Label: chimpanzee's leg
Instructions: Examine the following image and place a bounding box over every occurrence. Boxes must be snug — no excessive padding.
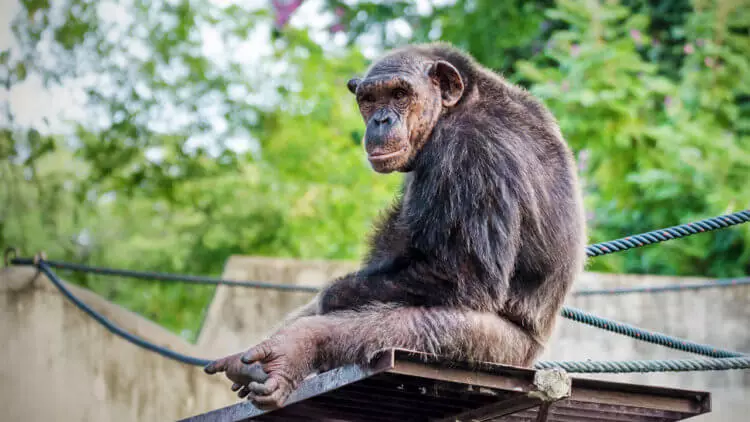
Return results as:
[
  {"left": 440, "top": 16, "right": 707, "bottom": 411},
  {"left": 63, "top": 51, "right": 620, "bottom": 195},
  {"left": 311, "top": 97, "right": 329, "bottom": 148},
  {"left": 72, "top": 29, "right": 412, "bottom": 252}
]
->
[{"left": 205, "top": 305, "right": 543, "bottom": 409}]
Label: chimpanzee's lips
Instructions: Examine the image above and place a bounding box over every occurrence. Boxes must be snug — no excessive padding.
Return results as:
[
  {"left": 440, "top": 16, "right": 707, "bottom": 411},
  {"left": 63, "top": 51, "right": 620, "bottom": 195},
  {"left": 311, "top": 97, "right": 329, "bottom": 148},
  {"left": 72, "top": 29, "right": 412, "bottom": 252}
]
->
[{"left": 368, "top": 147, "right": 407, "bottom": 161}]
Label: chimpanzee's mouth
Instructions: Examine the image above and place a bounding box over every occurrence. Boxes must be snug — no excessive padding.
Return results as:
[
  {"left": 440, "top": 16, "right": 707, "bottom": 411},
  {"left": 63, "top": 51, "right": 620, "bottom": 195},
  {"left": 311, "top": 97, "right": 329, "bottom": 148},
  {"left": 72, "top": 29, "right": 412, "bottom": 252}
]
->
[{"left": 368, "top": 146, "right": 408, "bottom": 161}]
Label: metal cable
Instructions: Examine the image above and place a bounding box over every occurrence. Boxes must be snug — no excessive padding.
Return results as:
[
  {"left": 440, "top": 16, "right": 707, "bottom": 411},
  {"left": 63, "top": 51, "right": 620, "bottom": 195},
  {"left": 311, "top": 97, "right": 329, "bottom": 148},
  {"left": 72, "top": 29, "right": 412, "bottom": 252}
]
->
[
  {"left": 35, "top": 261, "right": 212, "bottom": 367},
  {"left": 572, "top": 276, "right": 750, "bottom": 296},
  {"left": 559, "top": 307, "right": 744, "bottom": 358},
  {"left": 10, "top": 258, "right": 750, "bottom": 296},
  {"left": 535, "top": 357, "right": 750, "bottom": 373},
  {"left": 10, "top": 257, "right": 318, "bottom": 293},
  {"left": 585, "top": 209, "right": 750, "bottom": 257}
]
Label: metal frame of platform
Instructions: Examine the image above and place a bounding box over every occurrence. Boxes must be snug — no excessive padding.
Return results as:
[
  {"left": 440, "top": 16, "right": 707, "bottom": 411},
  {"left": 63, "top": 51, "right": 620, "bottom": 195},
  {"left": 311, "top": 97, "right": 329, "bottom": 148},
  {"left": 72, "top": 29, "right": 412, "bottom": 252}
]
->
[{"left": 181, "top": 348, "right": 711, "bottom": 422}]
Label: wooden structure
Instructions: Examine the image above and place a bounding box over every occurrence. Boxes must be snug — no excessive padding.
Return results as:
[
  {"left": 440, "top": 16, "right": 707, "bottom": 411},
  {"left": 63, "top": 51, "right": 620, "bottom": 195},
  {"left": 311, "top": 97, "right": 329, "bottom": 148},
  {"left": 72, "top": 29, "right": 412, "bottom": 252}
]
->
[{"left": 181, "top": 348, "right": 711, "bottom": 422}]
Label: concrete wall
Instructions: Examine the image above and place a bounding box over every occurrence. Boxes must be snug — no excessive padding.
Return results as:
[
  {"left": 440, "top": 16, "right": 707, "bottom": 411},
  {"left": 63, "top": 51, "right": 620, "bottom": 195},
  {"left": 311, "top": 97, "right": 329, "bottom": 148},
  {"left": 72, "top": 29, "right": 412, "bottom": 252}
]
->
[
  {"left": 200, "top": 256, "right": 750, "bottom": 421},
  {"left": 197, "top": 256, "right": 357, "bottom": 357},
  {"left": 545, "top": 271, "right": 750, "bottom": 422},
  {"left": 2, "top": 256, "right": 748, "bottom": 421},
  {"left": 0, "top": 266, "right": 238, "bottom": 422}
]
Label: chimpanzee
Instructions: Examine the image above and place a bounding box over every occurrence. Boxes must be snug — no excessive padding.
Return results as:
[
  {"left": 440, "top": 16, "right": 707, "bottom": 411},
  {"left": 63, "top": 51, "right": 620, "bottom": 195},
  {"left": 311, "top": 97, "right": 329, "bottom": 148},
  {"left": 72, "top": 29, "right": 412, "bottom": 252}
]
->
[{"left": 205, "top": 42, "right": 586, "bottom": 410}]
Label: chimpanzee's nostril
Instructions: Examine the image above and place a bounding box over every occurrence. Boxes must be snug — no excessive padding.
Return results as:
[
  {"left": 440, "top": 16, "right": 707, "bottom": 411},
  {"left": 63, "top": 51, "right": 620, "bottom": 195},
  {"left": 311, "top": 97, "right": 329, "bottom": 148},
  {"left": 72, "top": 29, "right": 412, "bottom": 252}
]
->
[{"left": 376, "top": 116, "right": 392, "bottom": 125}]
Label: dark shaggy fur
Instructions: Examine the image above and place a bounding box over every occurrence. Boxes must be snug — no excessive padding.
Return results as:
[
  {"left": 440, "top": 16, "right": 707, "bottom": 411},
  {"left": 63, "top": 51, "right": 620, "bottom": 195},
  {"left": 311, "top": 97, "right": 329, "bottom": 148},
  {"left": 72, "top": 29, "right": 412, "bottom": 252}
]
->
[{"left": 205, "top": 43, "right": 587, "bottom": 410}]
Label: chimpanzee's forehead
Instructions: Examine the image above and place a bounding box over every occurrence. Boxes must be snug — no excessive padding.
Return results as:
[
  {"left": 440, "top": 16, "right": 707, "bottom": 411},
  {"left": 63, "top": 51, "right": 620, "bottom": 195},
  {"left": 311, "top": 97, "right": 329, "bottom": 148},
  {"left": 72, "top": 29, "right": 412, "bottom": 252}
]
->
[{"left": 365, "top": 51, "right": 431, "bottom": 80}]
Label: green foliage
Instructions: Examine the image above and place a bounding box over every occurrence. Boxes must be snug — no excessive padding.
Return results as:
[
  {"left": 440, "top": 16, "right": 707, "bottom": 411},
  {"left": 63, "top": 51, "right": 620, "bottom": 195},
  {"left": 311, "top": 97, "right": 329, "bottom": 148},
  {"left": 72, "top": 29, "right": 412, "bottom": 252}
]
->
[
  {"left": 515, "top": 0, "right": 750, "bottom": 276},
  {"left": 325, "top": 0, "right": 553, "bottom": 75},
  {"left": 2, "top": 2, "right": 399, "bottom": 340},
  {"left": 2, "top": 0, "right": 749, "bottom": 341}
]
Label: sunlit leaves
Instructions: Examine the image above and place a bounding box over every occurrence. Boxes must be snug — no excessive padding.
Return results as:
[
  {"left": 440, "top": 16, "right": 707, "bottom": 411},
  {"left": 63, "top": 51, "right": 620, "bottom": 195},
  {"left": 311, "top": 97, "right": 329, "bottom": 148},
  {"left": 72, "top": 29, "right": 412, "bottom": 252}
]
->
[
  {"left": 2, "top": 0, "right": 749, "bottom": 339},
  {"left": 517, "top": 0, "right": 750, "bottom": 277}
]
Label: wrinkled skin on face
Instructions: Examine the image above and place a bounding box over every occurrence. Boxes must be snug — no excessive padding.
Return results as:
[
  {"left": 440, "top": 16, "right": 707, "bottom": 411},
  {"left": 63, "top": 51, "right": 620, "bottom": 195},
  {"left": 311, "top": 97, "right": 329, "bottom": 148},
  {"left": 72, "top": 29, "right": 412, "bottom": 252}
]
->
[{"left": 347, "top": 53, "right": 465, "bottom": 173}]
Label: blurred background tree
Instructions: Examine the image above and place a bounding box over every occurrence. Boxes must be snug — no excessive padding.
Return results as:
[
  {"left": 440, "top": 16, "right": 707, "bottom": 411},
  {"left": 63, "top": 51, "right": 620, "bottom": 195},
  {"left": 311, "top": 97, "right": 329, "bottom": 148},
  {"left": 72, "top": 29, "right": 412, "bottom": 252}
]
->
[{"left": 1, "top": 0, "right": 748, "bottom": 340}]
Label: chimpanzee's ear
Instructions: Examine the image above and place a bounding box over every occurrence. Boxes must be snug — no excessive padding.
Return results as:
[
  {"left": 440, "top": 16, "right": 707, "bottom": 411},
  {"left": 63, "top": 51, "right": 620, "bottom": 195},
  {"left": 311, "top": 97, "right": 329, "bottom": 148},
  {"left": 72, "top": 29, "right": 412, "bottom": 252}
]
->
[
  {"left": 428, "top": 60, "right": 464, "bottom": 107},
  {"left": 347, "top": 78, "right": 361, "bottom": 94}
]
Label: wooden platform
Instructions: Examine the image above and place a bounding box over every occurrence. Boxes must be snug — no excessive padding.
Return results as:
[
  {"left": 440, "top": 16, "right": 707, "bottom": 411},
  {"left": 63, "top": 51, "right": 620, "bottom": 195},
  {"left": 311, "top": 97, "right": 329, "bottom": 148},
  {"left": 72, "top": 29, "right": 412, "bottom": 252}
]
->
[{"left": 181, "top": 348, "right": 711, "bottom": 422}]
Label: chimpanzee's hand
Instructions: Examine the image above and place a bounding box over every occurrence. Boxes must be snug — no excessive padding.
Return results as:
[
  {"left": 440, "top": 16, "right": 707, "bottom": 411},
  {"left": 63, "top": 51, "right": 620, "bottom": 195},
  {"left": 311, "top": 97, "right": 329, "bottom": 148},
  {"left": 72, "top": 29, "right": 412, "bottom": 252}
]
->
[
  {"left": 204, "top": 352, "right": 269, "bottom": 396},
  {"left": 205, "top": 318, "right": 323, "bottom": 410}
]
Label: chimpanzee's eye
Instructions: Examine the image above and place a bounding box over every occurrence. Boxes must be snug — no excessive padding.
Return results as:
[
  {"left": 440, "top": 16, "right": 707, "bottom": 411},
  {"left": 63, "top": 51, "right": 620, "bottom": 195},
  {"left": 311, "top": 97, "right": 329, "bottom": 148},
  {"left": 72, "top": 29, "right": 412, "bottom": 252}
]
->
[{"left": 393, "top": 88, "right": 408, "bottom": 101}]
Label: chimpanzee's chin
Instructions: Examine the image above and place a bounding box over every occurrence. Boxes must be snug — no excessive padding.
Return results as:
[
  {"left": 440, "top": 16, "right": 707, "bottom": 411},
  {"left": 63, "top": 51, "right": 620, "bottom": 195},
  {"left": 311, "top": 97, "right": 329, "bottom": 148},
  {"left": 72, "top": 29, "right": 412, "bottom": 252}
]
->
[{"left": 371, "top": 165, "right": 395, "bottom": 174}]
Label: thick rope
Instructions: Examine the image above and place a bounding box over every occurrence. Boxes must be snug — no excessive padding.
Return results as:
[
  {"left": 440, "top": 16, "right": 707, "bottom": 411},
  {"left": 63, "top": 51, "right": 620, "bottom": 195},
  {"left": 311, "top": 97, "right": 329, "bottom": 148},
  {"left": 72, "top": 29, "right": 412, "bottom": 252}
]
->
[
  {"left": 559, "top": 307, "right": 744, "bottom": 358},
  {"left": 535, "top": 357, "right": 750, "bottom": 373},
  {"left": 585, "top": 209, "right": 750, "bottom": 257},
  {"left": 11, "top": 257, "right": 749, "bottom": 296},
  {"left": 35, "top": 261, "right": 212, "bottom": 367},
  {"left": 9, "top": 210, "right": 749, "bottom": 294},
  {"left": 573, "top": 276, "right": 750, "bottom": 296},
  {"left": 10, "top": 257, "right": 318, "bottom": 293}
]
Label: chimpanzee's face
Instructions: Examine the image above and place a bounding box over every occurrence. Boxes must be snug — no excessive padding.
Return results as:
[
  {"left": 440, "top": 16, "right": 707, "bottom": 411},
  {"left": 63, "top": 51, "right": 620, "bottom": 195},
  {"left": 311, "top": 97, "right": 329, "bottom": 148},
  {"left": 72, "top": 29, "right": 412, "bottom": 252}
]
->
[{"left": 347, "top": 52, "right": 464, "bottom": 173}]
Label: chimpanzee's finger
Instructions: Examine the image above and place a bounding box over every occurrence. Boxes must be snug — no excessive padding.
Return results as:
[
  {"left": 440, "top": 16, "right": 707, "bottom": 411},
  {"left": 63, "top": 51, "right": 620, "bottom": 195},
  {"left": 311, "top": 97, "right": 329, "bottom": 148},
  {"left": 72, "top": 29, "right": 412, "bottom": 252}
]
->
[
  {"left": 241, "top": 343, "right": 272, "bottom": 364},
  {"left": 238, "top": 362, "right": 269, "bottom": 383},
  {"left": 204, "top": 358, "right": 228, "bottom": 374},
  {"left": 250, "top": 387, "right": 289, "bottom": 410},
  {"left": 247, "top": 377, "right": 279, "bottom": 396},
  {"left": 237, "top": 385, "right": 251, "bottom": 399}
]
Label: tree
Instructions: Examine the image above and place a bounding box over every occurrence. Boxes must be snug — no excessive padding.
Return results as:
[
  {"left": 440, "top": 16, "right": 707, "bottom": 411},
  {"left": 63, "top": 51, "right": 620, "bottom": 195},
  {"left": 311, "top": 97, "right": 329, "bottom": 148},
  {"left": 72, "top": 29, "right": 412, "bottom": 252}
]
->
[
  {"left": 2, "top": 0, "right": 748, "bottom": 339},
  {"left": 1, "top": 1, "right": 399, "bottom": 338},
  {"left": 514, "top": 0, "right": 750, "bottom": 276}
]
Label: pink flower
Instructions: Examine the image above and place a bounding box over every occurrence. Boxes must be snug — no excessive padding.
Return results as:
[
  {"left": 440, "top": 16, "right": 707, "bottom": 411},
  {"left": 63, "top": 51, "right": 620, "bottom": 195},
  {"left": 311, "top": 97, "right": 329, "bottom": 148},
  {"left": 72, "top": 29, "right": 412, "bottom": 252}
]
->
[
  {"left": 571, "top": 44, "right": 580, "bottom": 57},
  {"left": 330, "top": 23, "right": 345, "bottom": 33},
  {"left": 335, "top": 7, "right": 345, "bottom": 17},
  {"left": 683, "top": 43, "right": 694, "bottom": 54},
  {"left": 272, "top": 0, "right": 304, "bottom": 30},
  {"left": 704, "top": 57, "right": 715, "bottom": 67},
  {"left": 696, "top": 38, "right": 706, "bottom": 47},
  {"left": 629, "top": 29, "right": 642, "bottom": 44}
]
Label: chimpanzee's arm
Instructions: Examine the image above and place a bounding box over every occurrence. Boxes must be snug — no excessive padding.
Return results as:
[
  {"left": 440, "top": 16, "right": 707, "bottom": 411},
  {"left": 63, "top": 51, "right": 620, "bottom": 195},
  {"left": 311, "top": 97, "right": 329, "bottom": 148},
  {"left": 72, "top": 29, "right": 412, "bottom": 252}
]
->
[
  {"left": 320, "top": 192, "right": 522, "bottom": 312},
  {"left": 274, "top": 293, "right": 322, "bottom": 330}
]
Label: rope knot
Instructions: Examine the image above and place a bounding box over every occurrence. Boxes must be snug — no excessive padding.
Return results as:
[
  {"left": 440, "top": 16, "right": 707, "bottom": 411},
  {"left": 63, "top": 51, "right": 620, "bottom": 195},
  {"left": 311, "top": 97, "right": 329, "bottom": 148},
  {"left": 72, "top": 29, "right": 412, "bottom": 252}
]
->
[
  {"left": 3, "top": 247, "right": 19, "bottom": 267},
  {"left": 32, "top": 251, "right": 48, "bottom": 265}
]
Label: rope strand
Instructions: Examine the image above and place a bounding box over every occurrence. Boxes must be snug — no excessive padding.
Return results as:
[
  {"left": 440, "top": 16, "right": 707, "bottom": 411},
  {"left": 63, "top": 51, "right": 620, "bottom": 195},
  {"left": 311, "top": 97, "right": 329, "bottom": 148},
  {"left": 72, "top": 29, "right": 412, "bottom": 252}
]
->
[
  {"left": 559, "top": 307, "right": 744, "bottom": 358},
  {"left": 10, "top": 257, "right": 318, "bottom": 293},
  {"left": 28, "top": 260, "right": 749, "bottom": 373},
  {"left": 585, "top": 209, "right": 750, "bottom": 257},
  {"left": 573, "top": 276, "right": 750, "bottom": 296},
  {"left": 535, "top": 357, "right": 750, "bottom": 373}
]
